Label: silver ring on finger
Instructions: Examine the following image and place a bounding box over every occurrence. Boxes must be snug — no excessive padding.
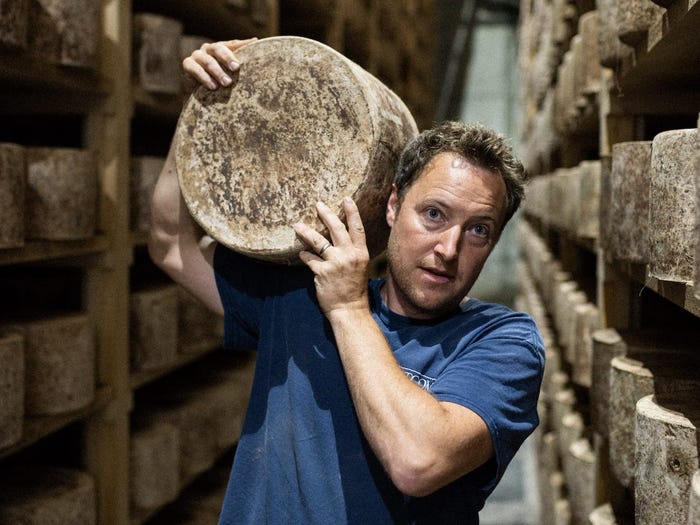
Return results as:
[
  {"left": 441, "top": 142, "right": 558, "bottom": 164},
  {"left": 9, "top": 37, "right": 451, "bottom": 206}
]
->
[{"left": 319, "top": 242, "right": 332, "bottom": 256}]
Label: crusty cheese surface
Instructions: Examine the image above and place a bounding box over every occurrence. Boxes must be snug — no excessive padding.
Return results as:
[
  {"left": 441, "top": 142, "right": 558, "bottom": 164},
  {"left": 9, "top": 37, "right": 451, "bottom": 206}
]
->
[{"left": 176, "top": 36, "right": 417, "bottom": 263}]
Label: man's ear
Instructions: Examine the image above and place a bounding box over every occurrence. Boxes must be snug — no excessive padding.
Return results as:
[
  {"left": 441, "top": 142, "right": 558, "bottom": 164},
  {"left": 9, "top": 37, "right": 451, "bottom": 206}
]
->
[{"left": 386, "top": 184, "right": 398, "bottom": 227}]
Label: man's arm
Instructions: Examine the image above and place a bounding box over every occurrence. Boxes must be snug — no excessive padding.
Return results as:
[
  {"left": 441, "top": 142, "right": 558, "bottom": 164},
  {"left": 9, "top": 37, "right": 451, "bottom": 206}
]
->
[
  {"left": 148, "top": 137, "right": 223, "bottom": 315},
  {"left": 293, "top": 199, "right": 494, "bottom": 497},
  {"left": 148, "top": 38, "right": 257, "bottom": 314}
]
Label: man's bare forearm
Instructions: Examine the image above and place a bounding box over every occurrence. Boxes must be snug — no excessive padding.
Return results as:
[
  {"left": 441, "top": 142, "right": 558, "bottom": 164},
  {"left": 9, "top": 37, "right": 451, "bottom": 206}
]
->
[
  {"left": 148, "top": 138, "right": 223, "bottom": 315},
  {"left": 328, "top": 307, "right": 493, "bottom": 497}
]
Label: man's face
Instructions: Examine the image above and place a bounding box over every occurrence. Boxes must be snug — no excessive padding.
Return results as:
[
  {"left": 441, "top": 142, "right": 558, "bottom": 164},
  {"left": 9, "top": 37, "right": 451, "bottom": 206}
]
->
[{"left": 383, "top": 152, "right": 507, "bottom": 319}]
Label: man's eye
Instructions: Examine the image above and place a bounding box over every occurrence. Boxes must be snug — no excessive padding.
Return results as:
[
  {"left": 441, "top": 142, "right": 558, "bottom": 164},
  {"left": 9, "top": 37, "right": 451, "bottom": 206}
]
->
[
  {"left": 427, "top": 208, "right": 440, "bottom": 220},
  {"left": 472, "top": 224, "right": 489, "bottom": 237}
]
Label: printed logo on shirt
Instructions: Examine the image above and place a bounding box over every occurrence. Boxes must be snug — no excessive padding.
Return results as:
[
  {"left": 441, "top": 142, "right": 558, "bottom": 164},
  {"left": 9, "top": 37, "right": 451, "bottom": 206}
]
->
[{"left": 401, "top": 367, "right": 436, "bottom": 391}]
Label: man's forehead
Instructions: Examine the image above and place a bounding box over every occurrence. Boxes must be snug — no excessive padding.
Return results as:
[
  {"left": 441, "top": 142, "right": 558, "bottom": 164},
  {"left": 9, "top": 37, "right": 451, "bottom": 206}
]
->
[
  {"left": 423, "top": 151, "right": 487, "bottom": 176},
  {"left": 424, "top": 151, "right": 474, "bottom": 171},
  {"left": 450, "top": 155, "right": 471, "bottom": 169}
]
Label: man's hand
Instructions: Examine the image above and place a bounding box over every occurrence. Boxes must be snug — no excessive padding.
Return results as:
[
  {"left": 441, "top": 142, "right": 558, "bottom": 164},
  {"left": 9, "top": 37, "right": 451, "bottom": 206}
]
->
[
  {"left": 182, "top": 38, "right": 257, "bottom": 92},
  {"left": 293, "top": 197, "right": 370, "bottom": 318},
  {"left": 294, "top": 199, "right": 494, "bottom": 497}
]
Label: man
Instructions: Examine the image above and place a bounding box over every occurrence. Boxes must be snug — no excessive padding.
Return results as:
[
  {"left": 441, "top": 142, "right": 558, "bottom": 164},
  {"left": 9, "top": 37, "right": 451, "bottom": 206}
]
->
[{"left": 150, "top": 40, "right": 544, "bottom": 524}]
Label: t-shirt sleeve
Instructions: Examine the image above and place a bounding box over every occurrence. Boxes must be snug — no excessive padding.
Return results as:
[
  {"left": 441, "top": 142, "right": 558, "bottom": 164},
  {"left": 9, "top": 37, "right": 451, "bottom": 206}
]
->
[
  {"left": 213, "top": 244, "right": 314, "bottom": 351},
  {"left": 430, "top": 311, "right": 545, "bottom": 497},
  {"left": 213, "top": 244, "right": 268, "bottom": 350},
  {"left": 214, "top": 244, "right": 262, "bottom": 349}
]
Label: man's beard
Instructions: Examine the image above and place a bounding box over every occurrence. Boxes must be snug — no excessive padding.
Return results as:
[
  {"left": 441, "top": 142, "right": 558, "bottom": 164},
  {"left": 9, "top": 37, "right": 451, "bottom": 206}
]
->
[{"left": 385, "top": 233, "right": 466, "bottom": 319}]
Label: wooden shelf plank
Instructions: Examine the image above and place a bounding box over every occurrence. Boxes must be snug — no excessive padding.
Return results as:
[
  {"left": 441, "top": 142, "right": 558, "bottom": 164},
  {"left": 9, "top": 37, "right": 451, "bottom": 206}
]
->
[
  {"left": 132, "top": 0, "right": 273, "bottom": 40},
  {"left": 0, "top": 48, "right": 110, "bottom": 96},
  {"left": 523, "top": 214, "right": 599, "bottom": 255},
  {"left": 132, "top": 86, "right": 183, "bottom": 122},
  {"left": 0, "top": 236, "right": 110, "bottom": 267},
  {"left": 616, "top": 260, "right": 700, "bottom": 318},
  {"left": 0, "top": 386, "right": 113, "bottom": 460},
  {"left": 130, "top": 231, "right": 150, "bottom": 247}
]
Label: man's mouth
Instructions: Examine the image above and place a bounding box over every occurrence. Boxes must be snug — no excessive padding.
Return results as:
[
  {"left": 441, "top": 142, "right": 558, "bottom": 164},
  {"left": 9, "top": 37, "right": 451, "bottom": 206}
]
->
[{"left": 421, "top": 266, "right": 453, "bottom": 282}]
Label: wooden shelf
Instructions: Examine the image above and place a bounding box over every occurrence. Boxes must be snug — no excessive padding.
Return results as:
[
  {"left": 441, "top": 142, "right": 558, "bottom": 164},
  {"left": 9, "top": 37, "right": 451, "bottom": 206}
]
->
[
  {"left": 0, "top": 386, "right": 113, "bottom": 461},
  {"left": 0, "top": 47, "right": 109, "bottom": 96},
  {"left": 131, "top": 443, "right": 238, "bottom": 525},
  {"left": 616, "top": 0, "right": 700, "bottom": 113},
  {"left": 523, "top": 214, "right": 599, "bottom": 255},
  {"left": 0, "top": 3, "right": 439, "bottom": 524},
  {"left": 132, "top": 86, "right": 183, "bottom": 122},
  {"left": 130, "top": 231, "right": 149, "bottom": 247},
  {"left": 129, "top": 340, "right": 223, "bottom": 390},
  {"left": 132, "top": 0, "right": 275, "bottom": 39},
  {"left": 613, "top": 260, "right": 700, "bottom": 319},
  {"left": 0, "top": 236, "right": 110, "bottom": 267}
]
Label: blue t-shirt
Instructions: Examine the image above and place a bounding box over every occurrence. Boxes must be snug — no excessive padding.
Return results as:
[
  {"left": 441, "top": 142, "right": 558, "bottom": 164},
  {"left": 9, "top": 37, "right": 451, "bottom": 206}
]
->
[{"left": 214, "top": 246, "right": 544, "bottom": 525}]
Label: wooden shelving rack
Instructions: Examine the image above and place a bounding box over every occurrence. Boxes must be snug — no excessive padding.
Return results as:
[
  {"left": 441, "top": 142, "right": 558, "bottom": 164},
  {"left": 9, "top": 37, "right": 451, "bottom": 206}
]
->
[
  {"left": 517, "top": 0, "right": 699, "bottom": 522},
  {"left": 0, "top": 1, "right": 438, "bottom": 523}
]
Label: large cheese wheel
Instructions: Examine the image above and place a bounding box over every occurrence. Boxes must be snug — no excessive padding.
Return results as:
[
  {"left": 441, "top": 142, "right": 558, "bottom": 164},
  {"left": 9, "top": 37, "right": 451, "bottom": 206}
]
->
[
  {"left": 7, "top": 313, "right": 95, "bottom": 415},
  {"left": 130, "top": 419, "right": 180, "bottom": 511},
  {"left": 25, "top": 147, "right": 98, "bottom": 241},
  {"left": 176, "top": 36, "right": 418, "bottom": 264},
  {"left": 648, "top": 129, "right": 697, "bottom": 283},
  {"left": 130, "top": 284, "right": 178, "bottom": 372},
  {"left": 28, "top": 0, "right": 100, "bottom": 68}
]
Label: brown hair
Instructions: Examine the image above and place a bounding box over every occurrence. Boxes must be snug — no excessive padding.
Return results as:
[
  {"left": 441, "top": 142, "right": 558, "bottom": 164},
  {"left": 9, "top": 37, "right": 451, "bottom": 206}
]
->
[{"left": 394, "top": 121, "right": 526, "bottom": 228}]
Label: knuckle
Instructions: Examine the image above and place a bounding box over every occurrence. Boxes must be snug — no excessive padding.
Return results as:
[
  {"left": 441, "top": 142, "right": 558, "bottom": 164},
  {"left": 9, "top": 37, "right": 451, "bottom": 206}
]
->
[{"left": 191, "top": 49, "right": 207, "bottom": 61}]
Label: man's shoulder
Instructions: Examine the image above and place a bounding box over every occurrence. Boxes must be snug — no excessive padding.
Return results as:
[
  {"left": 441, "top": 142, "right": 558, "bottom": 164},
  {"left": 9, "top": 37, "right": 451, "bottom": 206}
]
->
[
  {"left": 461, "top": 298, "right": 535, "bottom": 324},
  {"left": 459, "top": 299, "right": 544, "bottom": 351}
]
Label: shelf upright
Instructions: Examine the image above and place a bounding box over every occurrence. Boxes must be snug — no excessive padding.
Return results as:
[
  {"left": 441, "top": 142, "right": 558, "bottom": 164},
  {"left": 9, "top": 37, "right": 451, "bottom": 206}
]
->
[{"left": 82, "top": 1, "right": 134, "bottom": 524}]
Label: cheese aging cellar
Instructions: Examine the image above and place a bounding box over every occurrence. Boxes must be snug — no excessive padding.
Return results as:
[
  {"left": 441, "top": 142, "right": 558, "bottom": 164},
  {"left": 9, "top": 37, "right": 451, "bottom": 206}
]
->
[{"left": 0, "top": 0, "right": 697, "bottom": 524}]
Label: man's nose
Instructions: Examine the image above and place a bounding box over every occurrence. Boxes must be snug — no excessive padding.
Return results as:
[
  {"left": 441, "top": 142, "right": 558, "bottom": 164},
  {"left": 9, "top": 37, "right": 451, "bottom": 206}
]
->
[{"left": 434, "top": 225, "right": 461, "bottom": 260}]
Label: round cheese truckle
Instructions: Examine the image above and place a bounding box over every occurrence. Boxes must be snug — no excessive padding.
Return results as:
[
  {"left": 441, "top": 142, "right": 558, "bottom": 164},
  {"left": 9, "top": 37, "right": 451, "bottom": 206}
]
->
[{"left": 176, "top": 36, "right": 418, "bottom": 264}]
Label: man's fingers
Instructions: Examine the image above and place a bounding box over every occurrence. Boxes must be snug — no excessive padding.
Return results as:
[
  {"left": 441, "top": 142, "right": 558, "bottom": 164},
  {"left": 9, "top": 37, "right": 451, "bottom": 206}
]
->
[
  {"left": 183, "top": 38, "right": 258, "bottom": 90},
  {"left": 182, "top": 55, "right": 218, "bottom": 90},
  {"left": 223, "top": 38, "right": 258, "bottom": 52},
  {"left": 201, "top": 42, "right": 239, "bottom": 74},
  {"left": 315, "top": 201, "right": 350, "bottom": 247},
  {"left": 294, "top": 199, "right": 366, "bottom": 257},
  {"left": 342, "top": 197, "right": 366, "bottom": 248},
  {"left": 293, "top": 222, "right": 328, "bottom": 256},
  {"left": 206, "top": 39, "right": 257, "bottom": 74}
]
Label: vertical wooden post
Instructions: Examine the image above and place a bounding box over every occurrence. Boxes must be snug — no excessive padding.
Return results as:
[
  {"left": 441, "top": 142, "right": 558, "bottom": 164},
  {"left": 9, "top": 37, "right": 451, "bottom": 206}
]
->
[{"left": 82, "top": 1, "right": 132, "bottom": 524}]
